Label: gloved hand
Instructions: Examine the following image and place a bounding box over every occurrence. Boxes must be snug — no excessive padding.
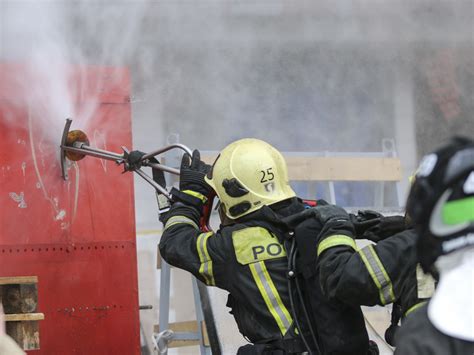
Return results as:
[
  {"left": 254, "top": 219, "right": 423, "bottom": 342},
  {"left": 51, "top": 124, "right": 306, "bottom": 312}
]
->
[
  {"left": 357, "top": 214, "right": 407, "bottom": 243},
  {"left": 313, "top": 205, "right": 355, "bottom": 243},
  {"left": 313, "top": 204, "right": 351, "bottom": 224},
  {"left": 125, "top": 150, "right": 146, "bottom": 171},
  {"left": 179, "top": 149, "right": 212, "bottom": 197},
  {"left": 166, "top": 150, "right": 212, "bottom": 219},
  {"left": 127, "top": 150, "right": 166, "bottom": 188},
  {"left": 293, "top": 205, "right": 353, "bottom": 264},
  {"left": 350, "top": 210, "right": 383, "bottom": 237}
]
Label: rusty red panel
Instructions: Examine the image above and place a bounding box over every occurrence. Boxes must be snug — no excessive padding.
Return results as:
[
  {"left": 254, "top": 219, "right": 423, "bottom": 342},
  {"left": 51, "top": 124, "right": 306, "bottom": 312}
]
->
[{"left": 0, "top": 63, "right": 140, "bottom": 354}]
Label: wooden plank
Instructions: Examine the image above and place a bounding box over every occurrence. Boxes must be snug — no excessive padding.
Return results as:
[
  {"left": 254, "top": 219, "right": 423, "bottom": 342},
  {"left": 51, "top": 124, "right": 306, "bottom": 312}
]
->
[
  {"left": 154, "top": 320, "right": 210, "bottom": 348},
  {"left": 286, "top": 157, "right": 401, "bottom": 181},
  {"left": 4, "top": 313, "right": 44, "bottom": 322},
  {"left": 201, "top": 154, "right": 402, "bottom": 182},
  {"left": 0, "top": 276, "right": 37, "bottom": 285}
]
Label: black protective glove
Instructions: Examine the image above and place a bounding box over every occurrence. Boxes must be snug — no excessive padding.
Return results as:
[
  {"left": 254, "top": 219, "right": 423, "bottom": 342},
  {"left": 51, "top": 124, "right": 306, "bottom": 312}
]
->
[
  {"left": 179, "top": 149, "right": 212, "bottom": 196},
  {"left": 350, "top": 210, "right": 383, "bottom": 236},
  {"left": 126, "top": 150, "right": 146, "bottom": 168},
  {"left": 169, "top": 149, "right": 213, "bottom": 211},
  {"left": 161, "top": 150, "right": 211, "bottom": 223},
  {"left": 293, "top": 204, "right": 354, "bottom": 266},
  {"left": 313, "top": 204, "right": 355, "bottom": 244},
  {"left": 127, "top": 150, "right": 166, "bottom": 188},
  {"left": 288, "top": 204, "right": 351, "bottom": 242},
  {"left": 352, "top": 210, "right": 407, "bottom": 242},
  {"left": 313, "top": 204, "right": 351, "bottom": 225},
  {"left": 364, "top": 215, "right": 407, "bottom": 242}
]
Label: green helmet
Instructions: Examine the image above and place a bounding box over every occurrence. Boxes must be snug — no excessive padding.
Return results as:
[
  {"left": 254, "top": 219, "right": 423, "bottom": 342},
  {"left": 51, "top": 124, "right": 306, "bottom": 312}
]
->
[{"left": 205, "top": 138, "right": 296, "bottom": 220}]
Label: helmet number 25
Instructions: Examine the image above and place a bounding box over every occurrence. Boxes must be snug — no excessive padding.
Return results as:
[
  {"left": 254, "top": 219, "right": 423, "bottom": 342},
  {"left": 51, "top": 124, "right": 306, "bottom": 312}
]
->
[{"left": 260, "top": 168, "right": 275, "bottom": 183}]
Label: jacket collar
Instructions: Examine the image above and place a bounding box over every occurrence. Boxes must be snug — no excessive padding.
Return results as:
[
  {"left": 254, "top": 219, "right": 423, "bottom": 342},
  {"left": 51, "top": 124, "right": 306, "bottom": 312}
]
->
[{"left": 234, "top": 198, "right": 306, "bottom": 239}]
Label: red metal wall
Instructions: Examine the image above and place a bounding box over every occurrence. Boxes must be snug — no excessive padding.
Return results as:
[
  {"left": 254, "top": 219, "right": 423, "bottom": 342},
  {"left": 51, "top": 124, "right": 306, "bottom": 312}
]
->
[{"left": 0, "top": 63, "right": 140, "bottom": 354}]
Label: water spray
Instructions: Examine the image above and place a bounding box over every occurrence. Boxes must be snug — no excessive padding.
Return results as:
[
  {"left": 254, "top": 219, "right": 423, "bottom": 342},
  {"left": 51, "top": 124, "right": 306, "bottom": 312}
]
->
[{"left": 60, "top": 118, "right": 192, "bottom": 208}]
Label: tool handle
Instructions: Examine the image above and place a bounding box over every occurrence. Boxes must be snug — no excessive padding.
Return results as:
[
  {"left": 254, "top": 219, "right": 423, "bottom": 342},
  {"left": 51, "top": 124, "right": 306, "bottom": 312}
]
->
[{"left": 140, "top": 144, "right": 192, "bottom": 162}]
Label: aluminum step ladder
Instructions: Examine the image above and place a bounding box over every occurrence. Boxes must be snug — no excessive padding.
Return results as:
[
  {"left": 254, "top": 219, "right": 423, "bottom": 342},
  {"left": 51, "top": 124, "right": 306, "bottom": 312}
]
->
[
  {"left": 153, "top": 134, "right": 221, "bottom": 355},
  {"left": 154, "top": 258, "right": 219, "bottom": 355}
]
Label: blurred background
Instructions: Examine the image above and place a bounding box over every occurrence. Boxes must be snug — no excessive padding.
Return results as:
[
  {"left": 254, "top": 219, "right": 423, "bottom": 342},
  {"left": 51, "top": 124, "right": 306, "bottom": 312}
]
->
[{"left": 1, "top": 1, "right": 472, "bottom": 354}]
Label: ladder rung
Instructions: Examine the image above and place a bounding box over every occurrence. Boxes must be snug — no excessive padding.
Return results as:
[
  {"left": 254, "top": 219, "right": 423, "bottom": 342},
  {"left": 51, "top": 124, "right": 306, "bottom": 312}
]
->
[{"left": 154, "top": 320, "right": 210, "bottom": 348}]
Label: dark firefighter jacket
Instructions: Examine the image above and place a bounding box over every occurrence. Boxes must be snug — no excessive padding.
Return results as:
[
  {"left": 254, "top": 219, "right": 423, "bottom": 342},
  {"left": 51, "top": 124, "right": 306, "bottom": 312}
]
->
[
  {"left": 394, "top": 304, "right": 474, "bottom": 354},
  {"left": 159, "top": 198, "right": 370, "bottom": 354},
  {"left": 313, "top": 221, "right": 427, "bottom": 315}
]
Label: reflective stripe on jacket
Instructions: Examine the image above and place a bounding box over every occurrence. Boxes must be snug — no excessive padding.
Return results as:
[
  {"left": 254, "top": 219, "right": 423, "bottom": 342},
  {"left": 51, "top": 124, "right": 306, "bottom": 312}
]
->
[
  {"left": 317, "top": 229, "right": 419, "bottom": 308},
  {"left": 159, "top": 205, "right": 299, "bottom": 342}
]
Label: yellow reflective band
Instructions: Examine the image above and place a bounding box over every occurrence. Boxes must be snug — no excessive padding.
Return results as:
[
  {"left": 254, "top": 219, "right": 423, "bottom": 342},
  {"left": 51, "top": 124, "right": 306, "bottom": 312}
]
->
[
  {"left": 182, "top": 190, "right": 208, "bottom": 203},
  {"left": 164, "top": 215, "right": 199, "bottom": 231},
  {"left": 250, "top": 261, "right": 293, "bottom": 335},
  {"left": 197, "top": 232, "right": 215, "bottom": 286},
  {"left": 358, "top": 245, "right": 395, "bottom": 305},
  {"left": 232, "top": 227, "right": 286, "bottom": 265},
  {"left": 317, "top": 235, "right": 356, "bottom": 256},
  {"left": 405, "top": 301, "right": 427, "bottom": 317}
]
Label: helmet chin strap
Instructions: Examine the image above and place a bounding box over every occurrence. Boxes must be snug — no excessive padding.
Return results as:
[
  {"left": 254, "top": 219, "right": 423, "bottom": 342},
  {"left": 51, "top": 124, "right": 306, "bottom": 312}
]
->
[{"left": 217, "top": 202, "right": 234, "bottom": 226}]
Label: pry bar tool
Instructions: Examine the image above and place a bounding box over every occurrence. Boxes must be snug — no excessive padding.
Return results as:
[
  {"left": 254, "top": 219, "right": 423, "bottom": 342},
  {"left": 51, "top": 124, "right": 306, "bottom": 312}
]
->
[{"left": 59, "top": 118, "right": 192, "bottom": 213}]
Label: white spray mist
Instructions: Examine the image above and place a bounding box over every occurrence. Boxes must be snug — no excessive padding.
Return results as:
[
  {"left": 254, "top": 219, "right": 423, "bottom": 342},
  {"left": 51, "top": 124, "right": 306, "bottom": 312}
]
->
[{"left": 1, "top": 1, "right": 149, "bottom": 143}]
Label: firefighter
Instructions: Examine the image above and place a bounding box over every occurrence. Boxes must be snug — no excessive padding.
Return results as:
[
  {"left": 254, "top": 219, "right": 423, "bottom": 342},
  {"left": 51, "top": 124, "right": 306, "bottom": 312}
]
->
[
  {"left": 158, "top": 138, "right": 374, "bottom": 355},
  {"left": 288, "top": 175, "right": 436, "bottom": 347},
  {"left": 293, "top": 201, "right": 431, "bottom": 344},
  {"left": 394, "top": 137, "right": 474, "bottom": 354}
]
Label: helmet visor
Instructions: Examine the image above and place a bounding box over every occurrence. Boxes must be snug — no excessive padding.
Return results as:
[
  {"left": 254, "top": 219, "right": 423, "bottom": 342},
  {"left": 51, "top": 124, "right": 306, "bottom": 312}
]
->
[{"left": 444, "top": 148, "right": 474, "bottom": 184}]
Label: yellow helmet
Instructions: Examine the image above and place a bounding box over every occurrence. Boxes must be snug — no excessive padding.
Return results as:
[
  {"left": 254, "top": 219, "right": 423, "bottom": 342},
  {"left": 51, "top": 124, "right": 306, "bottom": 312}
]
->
[{"left": 205, "top": 138, "right": 296, "bottom": 220}]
